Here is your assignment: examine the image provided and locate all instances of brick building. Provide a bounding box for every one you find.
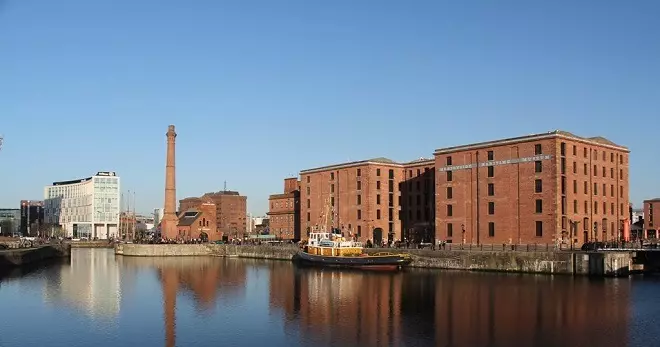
[297,157,436,245]
[643,199,660,239]
[434,130,629,247]
[267,178,301,241]
[176,202,219,241]
[300,158,403,244]
[400,159,435,243]
[179,190,247,240]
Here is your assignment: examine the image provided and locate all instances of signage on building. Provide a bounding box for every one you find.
[438,154,553,172]
[96,171,116,176]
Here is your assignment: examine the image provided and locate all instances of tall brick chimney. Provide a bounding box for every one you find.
[161,125,178,239]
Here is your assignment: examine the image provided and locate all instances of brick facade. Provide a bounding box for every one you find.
[272,130,628,248]
[179,190,247,239]
[400,160,435,243]
[176,202,220,241]
[267,178,301,240]
[643,199,660,238]
[434,131,629,247]
[299,158,408,244]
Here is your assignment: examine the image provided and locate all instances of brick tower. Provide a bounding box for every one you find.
[161,125,178,239]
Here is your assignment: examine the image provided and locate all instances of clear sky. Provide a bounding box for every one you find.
[1,0,658,216]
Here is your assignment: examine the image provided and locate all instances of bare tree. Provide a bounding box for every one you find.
[0,219,14,236]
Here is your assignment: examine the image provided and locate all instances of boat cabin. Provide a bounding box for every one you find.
[305,231,363,257]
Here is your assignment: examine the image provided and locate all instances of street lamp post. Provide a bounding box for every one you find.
[593,223,598,242]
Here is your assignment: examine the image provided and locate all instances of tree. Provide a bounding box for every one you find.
[52,225,65,239]
[0,220,14,236]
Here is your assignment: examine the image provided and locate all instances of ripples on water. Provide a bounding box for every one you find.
[1,249,659,347]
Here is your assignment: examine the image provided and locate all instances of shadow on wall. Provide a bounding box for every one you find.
[399,168,435,244]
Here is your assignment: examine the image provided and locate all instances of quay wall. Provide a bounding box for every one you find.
[365,248,631,276]
[0,244,71,269]
[115,243,298,260]
[70,241,114,249]
[114,244,631,276]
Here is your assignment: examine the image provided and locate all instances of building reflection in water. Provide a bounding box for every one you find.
[269,265,630,347]
[121,256,248,347]
[42,249,121,320]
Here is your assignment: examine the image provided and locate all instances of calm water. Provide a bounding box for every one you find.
[1,249,660,347]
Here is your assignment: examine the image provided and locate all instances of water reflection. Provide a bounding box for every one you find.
[42,249,122,320]
[120,255,248,347]
[268,265,630,347]
[0,250,636,347]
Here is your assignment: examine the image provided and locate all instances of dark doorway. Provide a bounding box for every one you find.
[200,232,208,242]
[373,227,383,246]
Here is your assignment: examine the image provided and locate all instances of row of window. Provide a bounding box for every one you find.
[444,199,623,217]
[568,180,625,198]
[405,207,433,221]
[445,160,623,182]
[322,168,396,181]
[405,179,433,192]
[560,142,625,165]
[271,200,294,209]
[306,208,395,222]
[567,161,625,180]
[306,179,397,195]
[407,167,433,179]
[446,221,546,238]
[269,214,293,222]
[650,204,654,227]
[443,178,623,200]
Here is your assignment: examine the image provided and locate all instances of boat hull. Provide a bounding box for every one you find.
[294,251,412,271]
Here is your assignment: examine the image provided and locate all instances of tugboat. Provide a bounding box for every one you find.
[295,230,412,271]
[295,197,411,271]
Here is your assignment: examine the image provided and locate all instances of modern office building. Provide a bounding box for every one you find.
[20,200,44,236]
[44,171,121,239]
[154,208,164,226]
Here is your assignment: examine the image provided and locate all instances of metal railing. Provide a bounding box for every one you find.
[371,243,573,252]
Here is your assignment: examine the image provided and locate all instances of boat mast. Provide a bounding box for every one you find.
[335,170,339,234]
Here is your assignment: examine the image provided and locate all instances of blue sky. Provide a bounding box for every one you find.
[0,0,658,216]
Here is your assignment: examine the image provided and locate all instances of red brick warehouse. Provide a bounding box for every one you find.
[179,190,247,240]
[643,199,660,239]
[294,157,435,244]
[434,130,629,247]
[267,178,301,241]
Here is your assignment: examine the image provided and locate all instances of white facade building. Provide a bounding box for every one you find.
[153,208,164,226]
[44,171,120,239]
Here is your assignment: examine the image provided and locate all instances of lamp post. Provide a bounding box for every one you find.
[593,223,598,242]
[461,224,466,245]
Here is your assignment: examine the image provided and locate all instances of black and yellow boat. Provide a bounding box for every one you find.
[294,232,412,271]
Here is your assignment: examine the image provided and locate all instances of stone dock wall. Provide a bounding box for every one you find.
[115,243,632,276]
[115,243,298,260]
[70,241,114,249]
[0,244,72,269]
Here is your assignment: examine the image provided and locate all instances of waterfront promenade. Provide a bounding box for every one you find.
[114,243,631,277]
